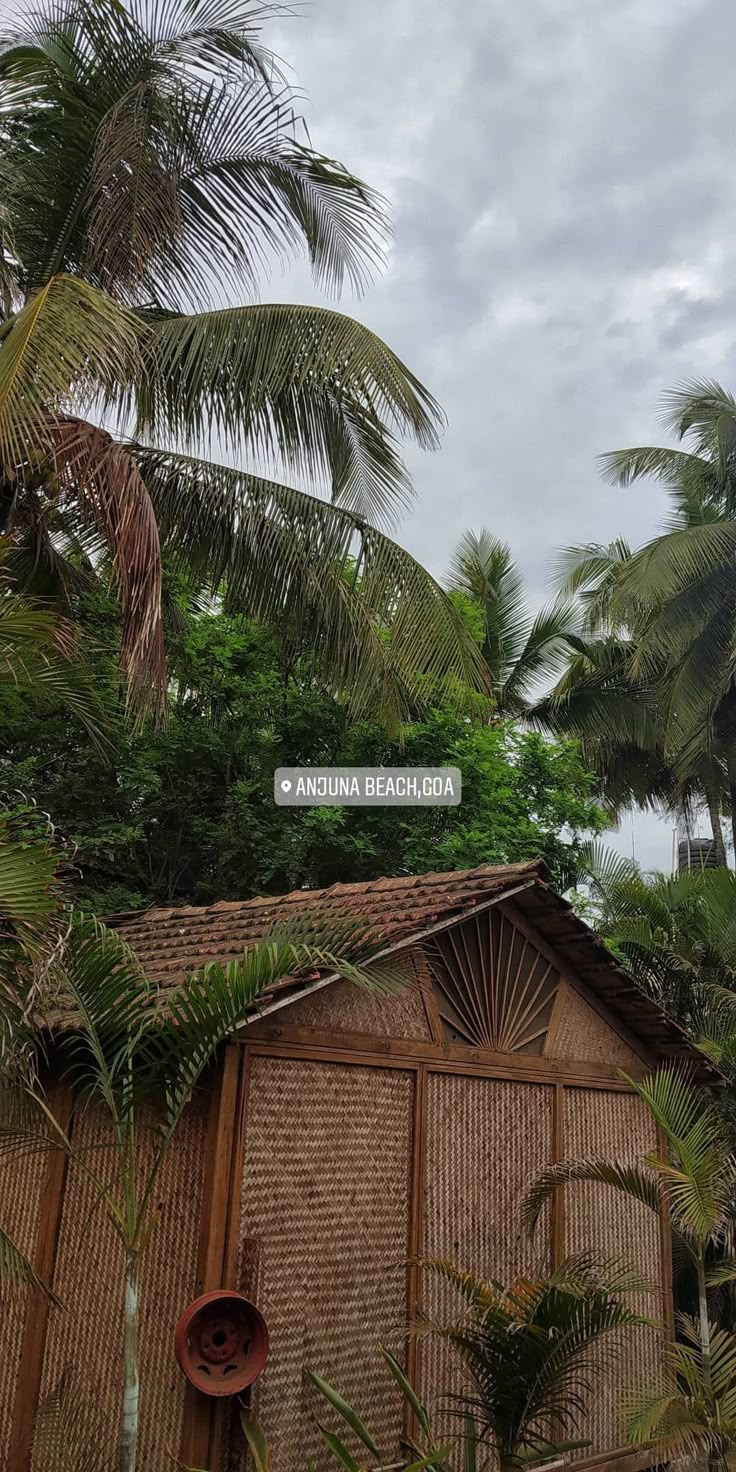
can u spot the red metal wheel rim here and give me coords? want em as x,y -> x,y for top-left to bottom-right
174,1290 -> 269,1398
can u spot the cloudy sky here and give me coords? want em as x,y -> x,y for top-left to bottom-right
258,0 -> 735,869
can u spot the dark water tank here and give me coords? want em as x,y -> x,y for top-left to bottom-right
678,837 -> 719,872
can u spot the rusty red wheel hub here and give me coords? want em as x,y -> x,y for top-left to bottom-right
174,1290 -> 269,1397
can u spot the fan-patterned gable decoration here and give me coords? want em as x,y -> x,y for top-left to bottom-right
424,907 -> 560,1053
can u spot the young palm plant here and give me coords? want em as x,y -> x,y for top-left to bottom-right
523,1068 -> 736,1472
2,909 -> 403,1472
240,1256 -> 646,1472
0,0 -> 485,725
421,1255 -> 647,1470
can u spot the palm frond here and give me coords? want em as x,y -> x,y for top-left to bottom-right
0,275 -> 140,468
132,303 -> 442,509
132,445 -> 488,723
522,1159 -> 661,1238
50,418 -> 165,712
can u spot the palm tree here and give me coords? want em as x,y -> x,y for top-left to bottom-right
2,909 -> 403,1472
523,1069 -> 736,1472
535,534 -> 729,865
600,380 -> 736,853
447,530 -> 577,716
0,808 -> 59,1298
0,0 -> 485,725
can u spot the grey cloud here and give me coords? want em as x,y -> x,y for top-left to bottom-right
258,0 -> 736,867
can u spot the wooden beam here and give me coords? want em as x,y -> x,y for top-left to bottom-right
656,1125 -> 675,1345
9,1082 -> 74,1472
404,1064 -> 428,1439
241,1029 -> 647,1089
179,1044 -> 242,1471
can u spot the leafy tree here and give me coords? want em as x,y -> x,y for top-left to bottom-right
0,596 -> 606,910
524,1069 -> 736,1472
0,0 -> 484,722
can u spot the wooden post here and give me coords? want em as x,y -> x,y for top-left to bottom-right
179,1044 -> 243,1470
404,1063 -> 428,1440
551,1081 -> 565,1270
9,1082 -> 74,1472
656,1125 -> 675,1344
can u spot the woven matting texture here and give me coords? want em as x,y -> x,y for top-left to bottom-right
0,1147 -> 46,1466
549,986 -> 648,1068
419,1075 -> 553,1449
282,955 -> 431,1040
563,1088 -> 662,1457
231,1057 -> 414,1472
35,1092 -> 208,1470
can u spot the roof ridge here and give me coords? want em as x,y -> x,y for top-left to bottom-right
106,859 -> 546,927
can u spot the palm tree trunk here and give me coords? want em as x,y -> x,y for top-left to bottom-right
119,1249 -> 140,1472
697,1250 -> 712,1393
704,783 -> 728,867
726,746 -> 736,859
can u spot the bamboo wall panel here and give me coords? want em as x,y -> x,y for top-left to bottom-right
232,1058 -> 414,1472
419,1075 -> 553,1449
549,988 -> 647,1069
0,1150 -> 46,1468
563,1089 -> 661,1457
34,1093 -> 208,1470
282,967 -> 432,1040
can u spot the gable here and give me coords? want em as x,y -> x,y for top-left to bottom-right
546,981 -> 650,1070
423,907 -> 561,1054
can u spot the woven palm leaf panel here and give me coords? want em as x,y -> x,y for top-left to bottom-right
425,910 -> 559,1052
282,950 -> 432,1041
32,1094 -> 207,1470
563,1088 -> 662,1457
231,1057 -> 414,1472
419,1075 -> 553,1446
547,984 -> 649,1069
0,1148 -> 46,1465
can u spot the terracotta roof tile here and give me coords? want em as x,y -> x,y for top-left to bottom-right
107,860 -> 718,1083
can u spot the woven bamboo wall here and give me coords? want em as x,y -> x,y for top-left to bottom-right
548,986 -> 648,1069
0,1147 -> 46,1468
232,1057 -> 414,1472
419,1074 -> 554,1452
33,1091 -> 208,1470
282,952 -> 432,1040
563,1087 -> 662,1457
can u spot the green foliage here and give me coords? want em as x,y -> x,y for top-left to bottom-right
423,1255 -> 647,1470
0,599 -> 605,911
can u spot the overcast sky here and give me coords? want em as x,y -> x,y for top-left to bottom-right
257,0 -> 735,870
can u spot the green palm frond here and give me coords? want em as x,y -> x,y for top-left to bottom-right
30,1368 -> 112,1472
522,1159 -> 661,1238
132,445 -> 488,722
0,1220 -> 46,1295
424,1254 -> 647,1469
141,918 -> 401,1135
132,303 -> 441,503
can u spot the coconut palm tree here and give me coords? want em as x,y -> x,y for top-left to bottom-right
1,908 -> 404,1472
0,0 -> 485,725
447,530 -> 577,716
535,534 -> 729,864
601,380 -> 736,853
523,1069 -> 736,1472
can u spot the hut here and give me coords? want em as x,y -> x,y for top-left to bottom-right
1,859 -> 716,1472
